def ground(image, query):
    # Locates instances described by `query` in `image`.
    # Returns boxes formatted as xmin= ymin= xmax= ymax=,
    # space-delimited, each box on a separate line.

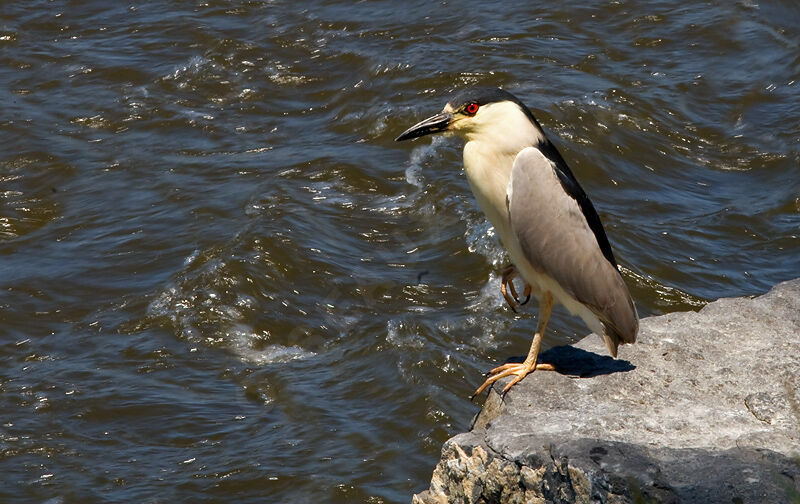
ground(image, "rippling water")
xmin=1 ymin=1 xmax=798 ymax=502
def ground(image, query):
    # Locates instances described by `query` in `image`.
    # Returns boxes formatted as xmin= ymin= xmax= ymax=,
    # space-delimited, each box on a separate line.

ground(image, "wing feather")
xmin=508 ymin=147 xmax=638 ymax=352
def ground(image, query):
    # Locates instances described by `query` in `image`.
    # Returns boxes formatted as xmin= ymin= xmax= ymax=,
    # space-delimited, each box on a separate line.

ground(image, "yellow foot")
xmin=471 ymin=361 xmax=556 ymax=399
xmin=500 ymin=265 xmax=531 ymax=312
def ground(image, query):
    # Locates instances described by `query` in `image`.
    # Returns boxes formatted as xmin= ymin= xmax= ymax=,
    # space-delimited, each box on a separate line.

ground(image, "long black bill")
xmin=395 ymin=112 xmax=452 ymax=142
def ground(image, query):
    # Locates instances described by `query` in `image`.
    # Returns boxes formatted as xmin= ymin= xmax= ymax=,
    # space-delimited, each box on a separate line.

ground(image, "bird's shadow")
xmin=506 ymin=345 xmax=635 ymax=378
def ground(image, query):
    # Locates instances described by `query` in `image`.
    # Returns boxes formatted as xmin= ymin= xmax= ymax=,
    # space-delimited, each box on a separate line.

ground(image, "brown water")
xmin=1 ymin=1 xmax=799 ymax=502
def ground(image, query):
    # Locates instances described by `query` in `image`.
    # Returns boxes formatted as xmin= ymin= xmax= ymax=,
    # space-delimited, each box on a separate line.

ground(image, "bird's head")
xmin=395 ymin=87 xmax=544 ymax=150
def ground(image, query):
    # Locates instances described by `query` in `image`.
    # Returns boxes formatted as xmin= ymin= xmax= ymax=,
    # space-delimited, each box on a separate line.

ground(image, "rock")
xmin=414 ymin=279 xmax=800 ymax=503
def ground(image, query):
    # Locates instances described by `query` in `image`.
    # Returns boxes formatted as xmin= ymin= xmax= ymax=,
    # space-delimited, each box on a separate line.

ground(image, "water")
xmin=1 ymin=1 xmax=798 ymax=502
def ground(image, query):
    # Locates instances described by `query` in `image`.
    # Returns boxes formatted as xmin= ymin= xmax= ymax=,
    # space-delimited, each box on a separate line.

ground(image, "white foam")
xmin=404 ymin=136 xmax=446 ymax=188
xmin=386 ymin=319 xmax=424 ymax=349
xmin=231 ymin=326 xmax=316 ymax=364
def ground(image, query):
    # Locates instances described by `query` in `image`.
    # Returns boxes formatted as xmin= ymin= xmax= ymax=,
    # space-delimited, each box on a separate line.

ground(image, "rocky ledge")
xmin=414 ymin=279 xmax=800 ymax=503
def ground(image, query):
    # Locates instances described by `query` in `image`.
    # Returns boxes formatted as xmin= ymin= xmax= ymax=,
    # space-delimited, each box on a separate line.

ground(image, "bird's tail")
xmin=601 ymin=294 xmax=639 ymax=358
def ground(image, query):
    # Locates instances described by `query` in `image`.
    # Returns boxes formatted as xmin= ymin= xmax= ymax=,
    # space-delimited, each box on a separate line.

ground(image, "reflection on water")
xmin=1 ymin=1 xmax=798 ymax=502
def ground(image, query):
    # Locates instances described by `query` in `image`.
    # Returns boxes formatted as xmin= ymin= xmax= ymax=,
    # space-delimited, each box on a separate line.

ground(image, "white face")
xmin=443 ymin=100 xmax=544 ymax=148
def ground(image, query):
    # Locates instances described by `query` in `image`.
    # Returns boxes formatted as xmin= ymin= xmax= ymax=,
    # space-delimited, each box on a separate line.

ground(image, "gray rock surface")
xmin=414 ymin=279 xmax=800 ymax=503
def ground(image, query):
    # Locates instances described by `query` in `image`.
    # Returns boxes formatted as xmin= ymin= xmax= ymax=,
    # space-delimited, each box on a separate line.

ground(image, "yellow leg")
xmin=472 ymin=292 xmax=555 ymax=398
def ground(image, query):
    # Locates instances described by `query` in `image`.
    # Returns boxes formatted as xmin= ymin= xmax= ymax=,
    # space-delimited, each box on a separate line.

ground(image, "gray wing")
xmin=508 ymin=147 xmax=637 ymax=352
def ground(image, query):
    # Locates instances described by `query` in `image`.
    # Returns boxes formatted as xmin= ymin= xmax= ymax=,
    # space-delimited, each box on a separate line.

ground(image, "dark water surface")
xmin=1 ymin=1 xmax=798 ymax=502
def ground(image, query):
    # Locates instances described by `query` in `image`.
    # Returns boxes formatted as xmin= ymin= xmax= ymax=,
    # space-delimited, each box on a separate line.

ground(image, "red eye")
xmin=465 ymin=102 xmax=479 ymax=115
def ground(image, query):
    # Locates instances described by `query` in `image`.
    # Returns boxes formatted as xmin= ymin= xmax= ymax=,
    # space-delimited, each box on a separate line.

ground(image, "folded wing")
xmin=507 ymin=147 xmax=638 ymax=355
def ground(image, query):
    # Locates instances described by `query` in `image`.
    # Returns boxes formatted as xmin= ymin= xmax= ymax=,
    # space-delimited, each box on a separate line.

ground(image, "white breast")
xmin=462 ymin=141 xmax=516 ymax=246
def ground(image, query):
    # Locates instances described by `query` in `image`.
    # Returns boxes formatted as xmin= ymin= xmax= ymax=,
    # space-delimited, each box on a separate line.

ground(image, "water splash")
xmin=404 ymin=136 xmax=446 ymax=189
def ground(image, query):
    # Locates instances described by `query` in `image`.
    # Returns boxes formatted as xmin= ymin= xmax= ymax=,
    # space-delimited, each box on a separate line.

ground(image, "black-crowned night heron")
xmin=396 ymin=87 xmax=638 ymax=397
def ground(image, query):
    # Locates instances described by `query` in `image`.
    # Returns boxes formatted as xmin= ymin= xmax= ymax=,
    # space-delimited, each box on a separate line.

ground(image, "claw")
xmin=520 ymin=284 xmax=531 ymax=305
xmin=472 ymin=362 xmax=556 ymax=398
xmin=507 ymin=274 xmax=520 ymax=302
xmin=500 ymin=265 xmax=532 ymax=312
